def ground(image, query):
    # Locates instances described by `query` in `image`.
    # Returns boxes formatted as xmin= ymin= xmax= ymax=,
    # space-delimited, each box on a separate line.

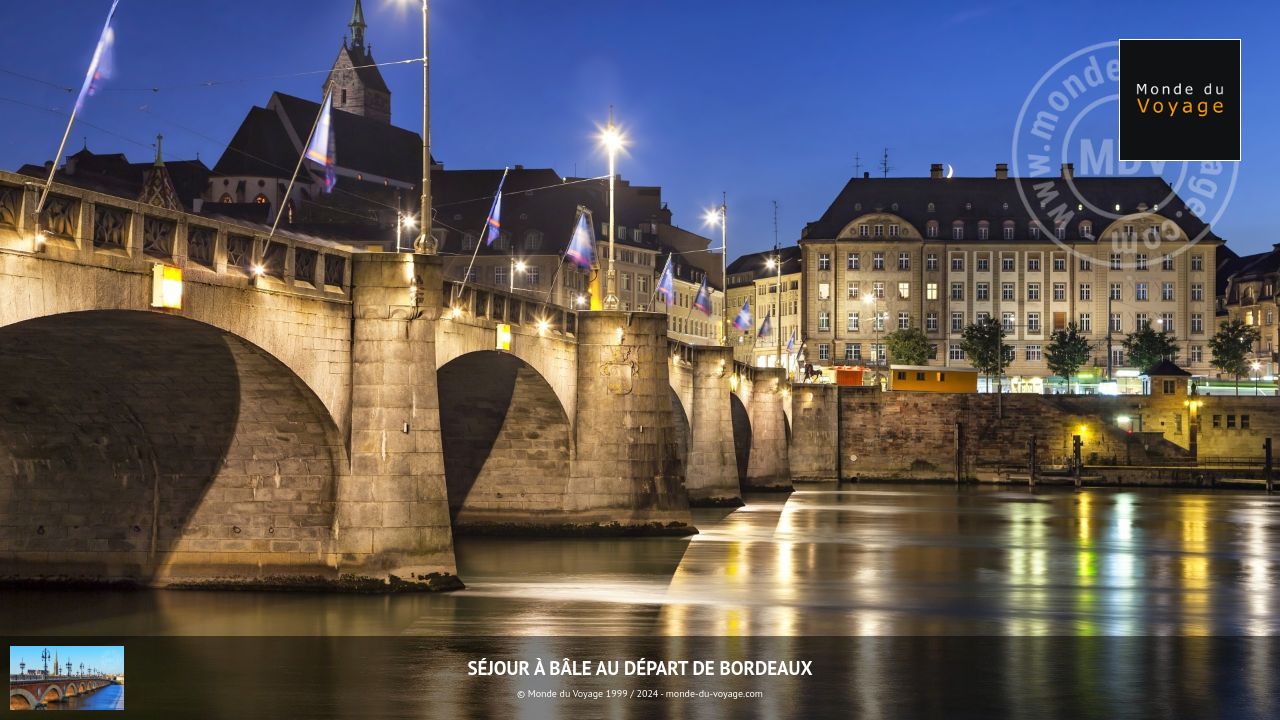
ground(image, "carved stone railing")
xmin=0 ymin=170 xmax=354 ymax=300
xmin=442 ymin=279 xmax=577 ymax=336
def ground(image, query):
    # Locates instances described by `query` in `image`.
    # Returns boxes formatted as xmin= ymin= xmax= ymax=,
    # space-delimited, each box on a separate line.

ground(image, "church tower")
xmin=323 ymin=0 xmax=391 ymax=123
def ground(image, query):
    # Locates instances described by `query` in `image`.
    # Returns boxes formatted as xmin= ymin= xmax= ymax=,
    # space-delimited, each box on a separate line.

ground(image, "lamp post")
xmin=1253 ymin=360 xmax=1262 ymax=396
xmin=599 ymin=113 xmax=625 ymax=311
xmin=767 ymin=255 xmax=783 ymax=371
xmin=511 ymin=259 xmax=525 ymax=293
xmin=863 ymin=292 xmax=883 ymax=386
xmin=394 ymin=0 xmax=432 ymax=251
xmin=705 ymin=201 xmax=728 ymax=344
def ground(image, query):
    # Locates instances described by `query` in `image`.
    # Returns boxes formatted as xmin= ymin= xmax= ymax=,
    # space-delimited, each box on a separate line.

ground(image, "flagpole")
xmin=269 ymin=87 xmax=333 ymax=240
xmin=36 ymin=0 xmax=120 ymax=219
xmin=457 ymin=167 xmax=508 ymax=305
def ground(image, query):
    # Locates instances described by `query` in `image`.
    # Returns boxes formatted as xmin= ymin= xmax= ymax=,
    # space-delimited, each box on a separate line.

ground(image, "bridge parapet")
xmin=0 ymin=170 xmax=354 ymax=301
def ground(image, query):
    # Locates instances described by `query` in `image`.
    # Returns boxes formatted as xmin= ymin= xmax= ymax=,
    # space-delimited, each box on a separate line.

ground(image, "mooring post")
xmin=1265 ymin=437 xmax=1273 ymax=493
xmin=1026 ymin=436 xmax=1033 ymax=487
xmin=1073 ymin=434 xmax=1083 ymax=489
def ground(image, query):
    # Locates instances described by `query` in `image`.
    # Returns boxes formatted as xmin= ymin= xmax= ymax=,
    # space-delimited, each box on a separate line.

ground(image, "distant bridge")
xmin=0 ymin=171 xmax=791 ymax=591
xmin=9 ymin=675 xmax=115 ymax=710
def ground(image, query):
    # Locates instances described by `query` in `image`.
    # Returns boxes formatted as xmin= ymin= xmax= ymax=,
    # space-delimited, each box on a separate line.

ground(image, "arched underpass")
xmin=437 ymin=351 xmax=572 ymax=532
xmin=669 ymin=388 xmax=690 ymax=478
xmin=0 ymin=311 xmax=345 ymax=584
xmin=730 ymin=394 xmax=752 ymax=486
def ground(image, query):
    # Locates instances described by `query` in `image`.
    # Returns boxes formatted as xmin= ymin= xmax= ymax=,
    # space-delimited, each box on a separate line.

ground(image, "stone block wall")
xmin=682 ymin=346 xmax=741 ymax=505
xmin=341 ymin=254 xmax=458 ymax=588
xmin=438 ymin=353 xmax=572 ymax=529
xmin=563 ymin=312 xmax=693 ymax=532
xmin=744 ymin=367 xmax=792 ymax=490
xmin=789 ymin=384 xmax=841 ymax=481
xmin=0 ymin=312 xmax=343 ymax=585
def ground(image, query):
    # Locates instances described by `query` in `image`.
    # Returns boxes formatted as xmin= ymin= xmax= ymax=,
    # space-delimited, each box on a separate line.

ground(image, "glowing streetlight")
xmin=395 ymin=0 xmax=433 ymax=252
xmin=704 ymin=200 xmax=727 ymax=343
xmin=598 ymin=112 xmax=626 ymax=310
xmin=511 ymin=259 xmax=526 ymax=293
xmin=574 ymin=294 xmax=587 ymax=308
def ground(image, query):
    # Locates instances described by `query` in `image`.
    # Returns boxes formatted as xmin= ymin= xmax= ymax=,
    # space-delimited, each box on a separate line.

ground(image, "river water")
xmin=6 ymin=484 xmax=1280 ymax=717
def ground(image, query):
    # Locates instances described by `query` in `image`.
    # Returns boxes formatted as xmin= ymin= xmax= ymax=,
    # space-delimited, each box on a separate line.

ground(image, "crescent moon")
xmin=945 ymin=164 xmax=954 ymax=179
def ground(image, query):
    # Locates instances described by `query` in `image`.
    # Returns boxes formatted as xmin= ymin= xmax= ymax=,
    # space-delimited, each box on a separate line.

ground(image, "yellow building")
xmin=887 ymin=365 xmax=978 ymax=393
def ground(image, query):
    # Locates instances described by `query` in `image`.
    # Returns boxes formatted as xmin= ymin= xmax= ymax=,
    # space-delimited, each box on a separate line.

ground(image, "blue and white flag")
xmin=656 ymin=256 xmax=674 ymax=306
xmin=566 ymin=210 xmax=595 ymax=269
xmin=732 ymin=301 xmax=752 ymax=332
xmin=757 ymin=310 xmax=772 ymax=339
xmin=483 ymin=174 xmax=506 ymax=245
xmin=786 ymin=329 xmax=796 ymax=352
xmin=305 ymin=93 xmax=336 ymax=193
xmin=74 ymin=0 xmax=121 ymax=113
xmin=692 ymin=276 xmax=712 ymax=315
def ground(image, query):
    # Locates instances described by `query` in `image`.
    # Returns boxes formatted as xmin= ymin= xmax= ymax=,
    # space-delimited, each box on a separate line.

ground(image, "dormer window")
xmin=926 ymin=220 xmax=938 ymax=238
xmin=977 ymin=221 xmax=990 ymax=240
xmin=927 ymin=202 xmax=936 ymax=213
xmin=952 ymin=221 xmax=964 ymax=240
xmin=1079 ymin=220 xmax=1093 ymax=238
xmin=1002 ymin=220 xmax=1015 ymax=240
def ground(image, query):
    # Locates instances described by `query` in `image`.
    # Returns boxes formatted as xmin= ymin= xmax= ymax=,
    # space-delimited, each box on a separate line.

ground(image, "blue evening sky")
xmin=1 ymin=1 xmax=1276 ymax=254
xmin=9 ymin=645 xmax=124 ymax=674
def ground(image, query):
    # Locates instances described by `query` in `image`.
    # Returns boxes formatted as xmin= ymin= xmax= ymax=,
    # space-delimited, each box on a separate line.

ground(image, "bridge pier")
xmin=563 ymin=312 xmax=695 ymax=533
xmin=683 ymin=346 xmax=742 ymax=506
xmin=337 ymin=254 xmax=461 ymax=589
xmin=745 ymin=368 xmax=793 ymax=491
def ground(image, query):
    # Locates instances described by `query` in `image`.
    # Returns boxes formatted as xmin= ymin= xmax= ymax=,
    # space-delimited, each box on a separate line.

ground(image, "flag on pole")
xmin=566 ymin=210 xmax=595 ymax=269
xmin=74 ymin=0 xmax=121 ymax=113
xmin=786 ymin=329 xmax=796 ymax=353
xmin=732 ymin=301 xmax=752 ymax=332
xmin=656 ymin=256 xmax=674 ymax=306
xmin=304 ymin=93 xmax=336 ymax=193
xmin=692 ymin=276 xmax=712 ymax=315
xmin=757 ymin=310 xmax=772 ymax=339
xmin=483 ymin=174 xmax=506 ymax=245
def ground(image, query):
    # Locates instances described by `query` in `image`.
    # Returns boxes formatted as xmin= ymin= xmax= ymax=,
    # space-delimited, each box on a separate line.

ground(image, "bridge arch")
xmin=0 ymin=310 xmax=346 ymax=583
xmin=729 ymin=393 xmax=752 ymax=485
xmin=0 ymin=254 xmax=351 ymax=437
xmin=40 ymin=685 xmax=63 ymax=705
xmin=668 ymin=388 xmax=690 ymax=474
xmin=65 ymin=683 xmax=78 ymax=697
xmin=10 ymin=688 xmax=38 ymax=710
xmin=437 ymin=350 xmax=572 ymax=530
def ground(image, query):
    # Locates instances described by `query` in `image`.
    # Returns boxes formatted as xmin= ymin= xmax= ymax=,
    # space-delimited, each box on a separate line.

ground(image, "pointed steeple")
xmin=349 ymin=0 xmax=367 ymax=49
xmin=139 ymin=133 xmax=183 ymax=211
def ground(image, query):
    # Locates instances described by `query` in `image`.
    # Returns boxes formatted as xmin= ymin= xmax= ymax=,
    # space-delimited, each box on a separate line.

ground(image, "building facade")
xmin=798 ymin=163 xmax=1224 ymax=391
xmin=1219 ymin=243 xmax=1280 ymax=381
xmin=726 ymin=247 xmax=802 ymax=370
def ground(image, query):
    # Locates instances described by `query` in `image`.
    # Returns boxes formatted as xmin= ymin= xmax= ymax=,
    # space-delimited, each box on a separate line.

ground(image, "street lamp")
xmin=511 ymin=259 xmax=526 ymax=293
xmin=766 ymin=255 xmax=783 ymax=371
xmin=863 ymin=292 xmax=884 ymax=385
xmin=704 ymin=200 xmax=728 ymax=344
xmin=1252 ymin=360 xmax=1262 ymax=395
xmin=397 ymin=212 xmax=417 ymax=252
xmin=394 ymin=0 xmax=432 ymax=252
xmin=599 ymin=113 xmax=626 ymax=310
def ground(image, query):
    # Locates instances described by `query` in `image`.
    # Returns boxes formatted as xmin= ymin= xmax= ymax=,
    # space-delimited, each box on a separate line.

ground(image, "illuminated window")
xmin=254 ymin=194 xmax=268 ymax=204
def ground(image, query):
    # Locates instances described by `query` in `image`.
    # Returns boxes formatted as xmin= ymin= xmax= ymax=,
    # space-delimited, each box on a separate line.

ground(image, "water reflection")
xmin=5 ymin=485 xmax=1280 ymax=638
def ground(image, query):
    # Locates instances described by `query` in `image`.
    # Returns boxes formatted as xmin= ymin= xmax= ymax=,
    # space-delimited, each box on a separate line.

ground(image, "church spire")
xmin=349 ymin=0 xmax=367 ymax=49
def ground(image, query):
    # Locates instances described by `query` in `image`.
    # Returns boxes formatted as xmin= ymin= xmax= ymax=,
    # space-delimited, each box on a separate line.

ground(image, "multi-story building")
xmin=799 ymin=163 xmax=1224 ymax=391
xmin=725 ymin=247 xmax=802 ymax=369
xmin=659 ymin=249 xmax=724 ymax=345
xmin=433 ymin=168 xmax=716 ymax=311
xmin=1219 ymin=243 xmax=1280 ymax=379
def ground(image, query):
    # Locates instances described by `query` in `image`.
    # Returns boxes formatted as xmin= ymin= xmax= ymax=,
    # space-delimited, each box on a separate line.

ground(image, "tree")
xmin=884 ymin=327 xmax=931 ymax=366
xmin=1122 ymin=324 xmax=1179 ymax=373
xmin=960 ymin=318 xmax=1012 ymax=384
xmin=1045 ymin=322 xmax=1093 ymax=391
xmin=1209 ymin=318 xmax=1261 ymax=395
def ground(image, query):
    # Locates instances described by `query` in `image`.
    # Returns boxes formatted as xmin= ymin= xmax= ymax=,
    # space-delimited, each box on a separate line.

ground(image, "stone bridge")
xmin=9 ymin=676 xmax=115 ymax=710
xmin=0 ymin=172 xmax=791 ymax=591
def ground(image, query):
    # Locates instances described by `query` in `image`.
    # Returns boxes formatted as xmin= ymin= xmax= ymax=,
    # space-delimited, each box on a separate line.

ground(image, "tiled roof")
xmin=212 ymin=93 xmax=421 ymax=183
xmin=802 ymin=174 xmax=1220 ymax=244
xmin=16 ymin=147 xmax=210 ymax=211
xmin=726 ymin=246 xmax=802 ymax=287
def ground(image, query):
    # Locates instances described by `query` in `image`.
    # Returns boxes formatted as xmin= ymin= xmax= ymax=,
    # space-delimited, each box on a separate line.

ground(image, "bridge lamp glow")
xmin=401 ymin=214 xmax=418 ymax=230
xmin=495 ymin=323 xmax=512 ymax=351
xmin=251 ymin=263 xmax=266 ymax=277
xmin=574 ymin=294 xmax=587 ymax=308
xmin=730 ymin=373 xmax=740 ymax=391
xmin=33 ymin=231 xmax=46 ymax=248
xmin=536 ymin=317 xmax=550 ymax=336
xmin=150 ymin=264 xmax=183 ymax=309
xmin=703 ymin=208 xmax=722 ymax=228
